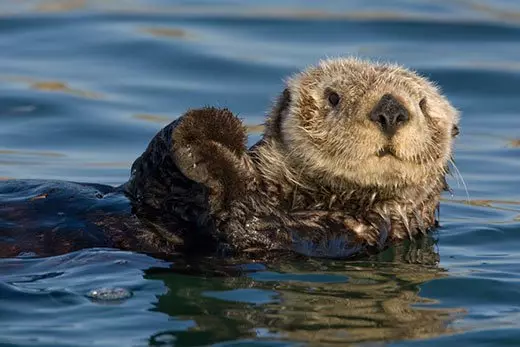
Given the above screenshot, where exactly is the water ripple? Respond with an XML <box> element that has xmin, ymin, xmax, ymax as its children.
<box><xmin>0</xmin><ymin>1</ymin><xmax>519</xmax><ymax>346</ymax></box>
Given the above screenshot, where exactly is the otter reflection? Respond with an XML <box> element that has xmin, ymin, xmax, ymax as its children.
<box><xmin>145</xmin><ymin>238</ymin><xmax>464</xmax><ymax>346</ymax></box>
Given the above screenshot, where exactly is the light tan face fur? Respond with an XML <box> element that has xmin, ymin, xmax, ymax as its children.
<box><xmin>278</xmin><ymin>58</ymin><xmax>459</xmax><ymax>190</ymax></box>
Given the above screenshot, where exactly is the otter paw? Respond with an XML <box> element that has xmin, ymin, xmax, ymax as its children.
<box><xmin>171</xmin><ymin>108</ymin><xmax>250</xmax><ymax>210</ymax></box>
<box><xmin>172</xmin><ymin>107</ymin><xmax>247</xmax><ymax>158</ymax></box>
<box><xmin>343</xmin><ymin>215</ymin><xmax>390</xmax><ymax>249</ymax></box>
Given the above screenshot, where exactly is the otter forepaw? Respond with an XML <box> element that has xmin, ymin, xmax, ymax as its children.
<box><xmin>172</xmin><ymin>107</ymin><xmax>247</xmax><ymax>158</ymax></box>
<box><xmin>343</xmin><ymin>215</ymin><xmax>390</xmax><ymax>249</ymax></box>
<box><xmin>171</xmin><ymin>107</ymin><xmax>250</xmax><ymax>210</ymax></box>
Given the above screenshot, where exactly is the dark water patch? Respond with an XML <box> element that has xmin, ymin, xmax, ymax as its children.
<box><xmin>439</xmin><ymin>223</ymin><xmax>520</xmax><ymax>251</ymax></box>
<box><xmin>421</xmin><ymin>68</ymin><xmax>520</xmax><ymax>97</ymax></box>
<box><xmin>249</xmin><ymin>271</ymin><xmax>348</xmax><ymax>284</ymax></box>
<box><xmin>389</xmin><ymin>328</ymin><xmax>520</xmax><ymax>347</ymax></box>
<box><xmin>420</xmin><ymin>277</ymin><xmax>520</xmax><ymax>309</ymax></box>
<box><xmin>170</xmin><ymin>16</ymin><xmax>520</xmax><ymax>43</ymax></box>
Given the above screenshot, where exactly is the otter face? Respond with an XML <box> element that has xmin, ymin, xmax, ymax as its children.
<box><xmin>275</xmin><ymin>58</ymin><xmax>459</xmax><ymax>190</ymax></box>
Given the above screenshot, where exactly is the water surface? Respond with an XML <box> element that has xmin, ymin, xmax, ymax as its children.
<box><xmin>1</xmin><ymin>1</ymin><xmax>520</xmax><ymax>346</ymax></box>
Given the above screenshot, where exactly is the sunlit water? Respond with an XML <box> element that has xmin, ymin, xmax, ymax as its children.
<box><xmin>1</xmin><ymin>1</ymin><xmax>520</xmax><ymax>346</ymax></box>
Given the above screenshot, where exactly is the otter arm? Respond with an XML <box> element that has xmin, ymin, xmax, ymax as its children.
<box><xmin>124</xmin><ymin>107</ymin><xmax>251</xmax><ymax>251</ymax></box>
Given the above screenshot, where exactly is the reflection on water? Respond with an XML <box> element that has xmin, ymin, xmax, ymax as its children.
<box><xmin>147</xmin><ymin>239</ymin><xmax>464</xmax><ymax>346</ymax></box>
<box><xmin>0</xmin><ymin>241</ymin><xmax>467</xmax><ymax>347</ymax></box>
<box><xmin>141</xmin><ymin>27</ymin><xmax>192</xmax><ymax>39</ymax></box>
<box><xmin>35</xmin><ymin>0</ymin><xmax>87</xmax><ymax>13</ymax></box>
<box><xmin>132</xmin><ymin>113</ymin><xmax>176</xmax><ymax>123</ymax></box>
<box><xmin>0</xmin><ymin>149</ymin><xmax>66</xmax><ymax>158</ymax></box>
<box><xmin>1</xmin><ymin>76</ymin><xmax>103</xmax><ymax>99</ymax></box>
<box><xmin>30</xmin><ymin>81</ymin><xmax>102</xmax><ymax>99</ymax></box>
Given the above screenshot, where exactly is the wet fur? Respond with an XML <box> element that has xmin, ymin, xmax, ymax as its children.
<box><xmin>126</xmin><ymin>57</ymin><xmax>459</xmax><ymax>258</ymax></box>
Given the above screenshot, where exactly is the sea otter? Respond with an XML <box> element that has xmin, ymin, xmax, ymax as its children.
<box><xmin>0</xmin><ymin>57</ymin><xmax>459</xmax><ymax>259</ymax></box>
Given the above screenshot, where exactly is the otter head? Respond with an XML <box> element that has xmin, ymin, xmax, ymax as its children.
<box><xmin>266</xmin><ymin>58</ymin><xmax>459</xmax><ymax>196</ymax></box>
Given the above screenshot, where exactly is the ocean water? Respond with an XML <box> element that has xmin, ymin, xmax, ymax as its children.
<box><xmin>1</xmin><ymin>1</ymin><xmax>520</xmax><ymax>346</ymax></box>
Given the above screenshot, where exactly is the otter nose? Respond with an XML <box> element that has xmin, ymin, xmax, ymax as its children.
<box><xmin>370</xmin><ymin>94</ymin><xmax>409</xmax><ymax>136</ymax></box>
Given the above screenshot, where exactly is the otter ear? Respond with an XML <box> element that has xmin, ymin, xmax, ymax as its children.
<box><xmin>452</xmin><ymin>124</ymin><xmax>460</xmax><ymax>137</ymax></box>
<box><xmin>277</xmin><ymin>88</ymin><xmax>292</xmax><ymax>114</ymax></box>
<box><xmin>265</xmin><ymin>88</ymin><xmax>291</xmax><ymax>138</ymax></box>
<box><xmin>421</xmin><ymin>97</ymin><xmax>460</xmax><ymax>138</ymax></box>
<box><xmin>419</xmin><ymin>97</ymin><xmax>428</xmax><ymax>114</ymax></box>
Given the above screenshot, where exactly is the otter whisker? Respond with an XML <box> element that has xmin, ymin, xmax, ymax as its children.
<box><xmin>448</xmin><ymin>157</ymin><xmax>470</xmax><ymax>203</ymax></box>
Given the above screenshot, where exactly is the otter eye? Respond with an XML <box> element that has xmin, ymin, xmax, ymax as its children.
<box><xmin>452</xmin><ymin>125</ymin><xmax>460</xmax><ymax>137</ymax></box>
<box><xmin>327</xmin><ymin>91</ymin><xmax>340</xmax><ymax>107</ymax></box>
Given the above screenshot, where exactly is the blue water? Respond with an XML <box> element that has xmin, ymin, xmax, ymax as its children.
<box><xmin>1</xmin><ymin>1</ymin><xmax>520</xmax><ymax>346</ymax></box>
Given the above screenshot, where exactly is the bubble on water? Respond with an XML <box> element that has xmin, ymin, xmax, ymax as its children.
<box><xmin>150</xmin><ymin>332</ymin><xmax>177</xmax><ymax>345</ymax></box>
<box><xmin>86</xmin><ymin>287</ymin><xmax>133</xmax><ymax>303</ymax></box>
